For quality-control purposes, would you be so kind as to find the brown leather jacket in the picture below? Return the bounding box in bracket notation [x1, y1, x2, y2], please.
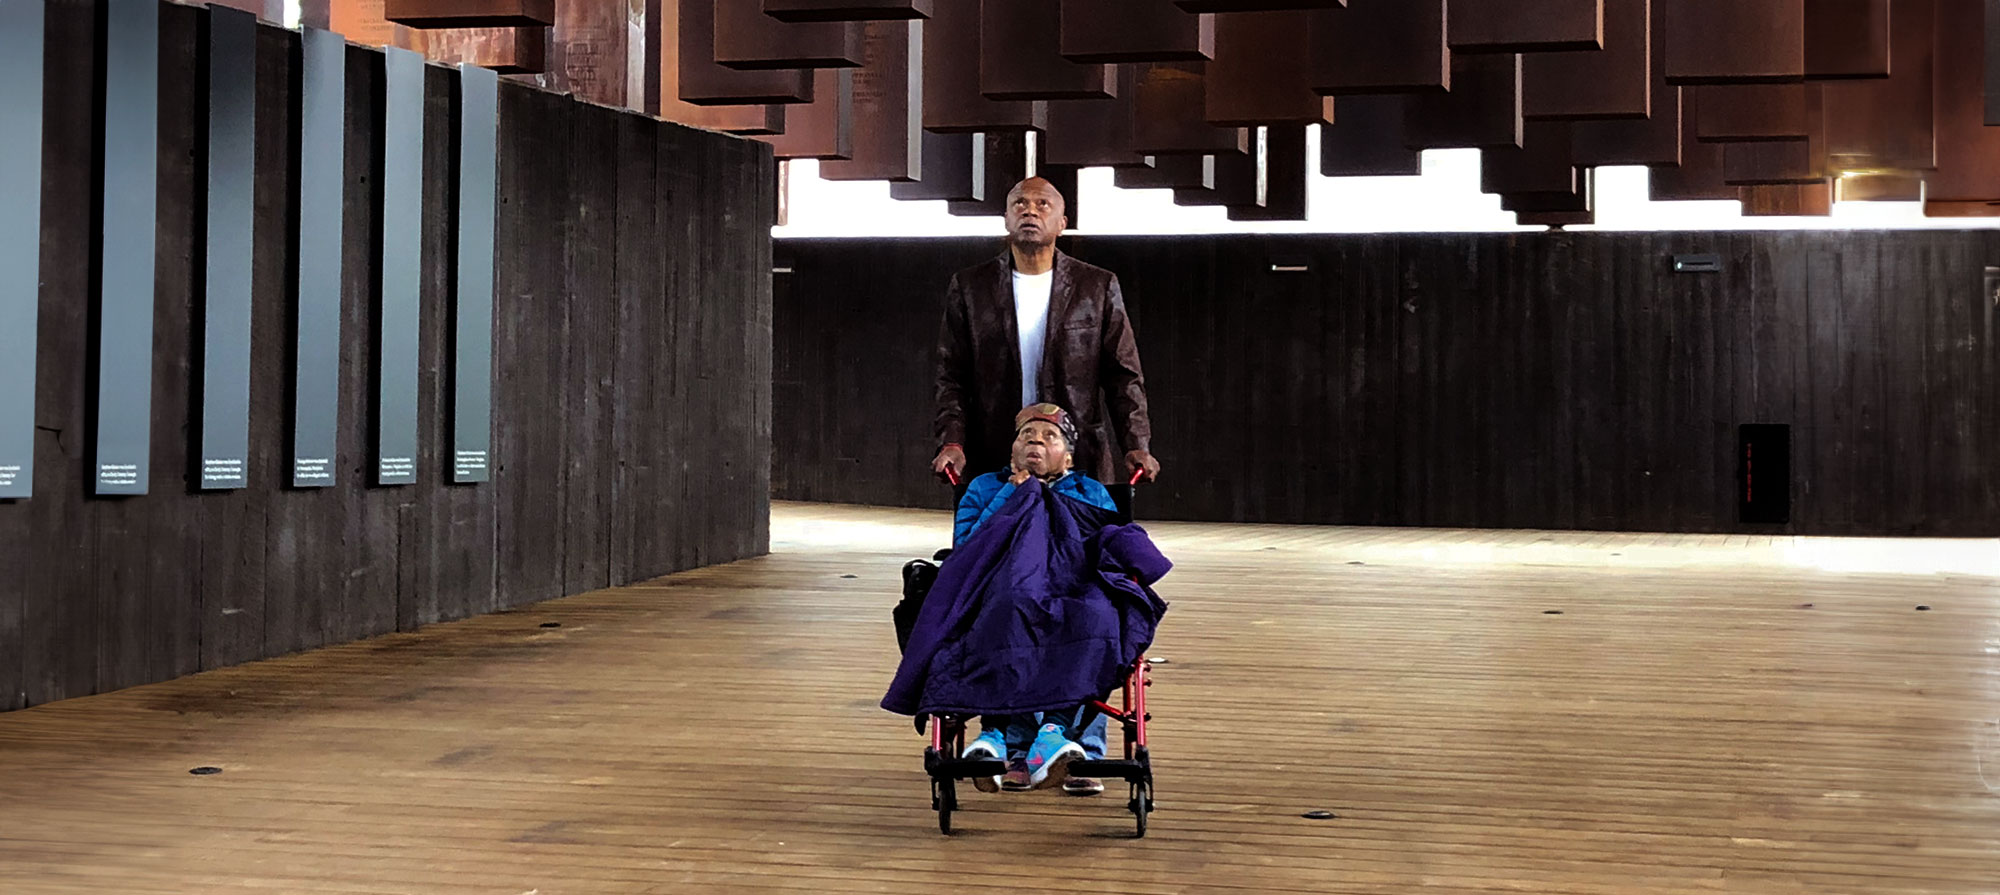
[934, 249, 1152, 483]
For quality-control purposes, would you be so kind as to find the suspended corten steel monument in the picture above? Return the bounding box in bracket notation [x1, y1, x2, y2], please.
[382, 0, 554, 27]
[420, 27, 546, 75]
[361, 0, 2000, 223]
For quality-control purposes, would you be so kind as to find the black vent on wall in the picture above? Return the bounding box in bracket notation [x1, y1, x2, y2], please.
[1673, 253, 1722, 273]
[1739, 424, 1792, 525]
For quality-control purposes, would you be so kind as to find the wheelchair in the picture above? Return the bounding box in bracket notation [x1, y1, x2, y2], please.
[893, 470, 1156, 837]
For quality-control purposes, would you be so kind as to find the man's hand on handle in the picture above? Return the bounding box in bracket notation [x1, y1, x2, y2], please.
[1125, 450, 1161, 483]
[932, 444, 967, 484]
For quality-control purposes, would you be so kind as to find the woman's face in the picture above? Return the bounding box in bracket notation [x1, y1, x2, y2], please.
[1011, 421, 1072, 478]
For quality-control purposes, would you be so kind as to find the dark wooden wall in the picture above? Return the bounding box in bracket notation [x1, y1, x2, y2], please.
[773, 232, 2000, 537]
[0, 1, 773, 713]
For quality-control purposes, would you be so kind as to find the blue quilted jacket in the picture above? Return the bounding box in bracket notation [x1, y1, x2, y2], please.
[884, 477, 1170, 718]
[953, 470, 1115, 546]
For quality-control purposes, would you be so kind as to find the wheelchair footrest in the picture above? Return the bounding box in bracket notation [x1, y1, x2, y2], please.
[932, 758, 1006, 780]
[1069, 759, 1148, 782]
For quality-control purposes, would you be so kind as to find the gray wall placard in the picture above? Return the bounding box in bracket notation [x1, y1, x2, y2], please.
[95, 0, 160, 497]
[453, 64, 497, 485]
[377, 48, 423, 486]
[294, 27, 344, 489]
[0, 1, 44, 500]
[200, 6, 256, 491]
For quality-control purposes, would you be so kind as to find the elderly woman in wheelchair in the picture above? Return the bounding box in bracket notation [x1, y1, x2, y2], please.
[885, 403, 1169, 833]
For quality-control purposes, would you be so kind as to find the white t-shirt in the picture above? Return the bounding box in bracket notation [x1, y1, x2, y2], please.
[1013, 269, 1055, 408]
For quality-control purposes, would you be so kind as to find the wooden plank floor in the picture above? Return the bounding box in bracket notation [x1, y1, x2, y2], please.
[5, 502, 2000, 894]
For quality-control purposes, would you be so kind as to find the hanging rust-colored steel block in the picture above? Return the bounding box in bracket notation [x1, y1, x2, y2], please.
[1649, 89, 1739, 199]
[1130, 62, 1251, 154]
[1518, 209, 1595, 226]
[1570, 0, 1678, 162]
[981, 0, 1116, 100]
[755, 68, 854, 159]
[1113, 154, 1218, 189]
[1821, 0, 1934, 171]
[891, 132, 987, 201]
[923, 1, 1048, 131]
[1664, 0, 1805, 84]
[1483, 121, 1581, 197]
[1322, 95, 1424, 175]
[1207, 11, 1337, 124]
[948, 131, 1032, 216]
[763, 0, 933, 22]
[1925, 0, 2000, 208]
[1404, 53, 1523, 149]
[1524, 0, 1648, 119]
[1044, 67, 1148, 166]
[1310, 0, 1450, 94]
[1228, 124, 1310, 220]
[1724, 139, 1826, 184]
[384, 0, 553, 27]
[821, 20, 923, 180]
[679, 0, 816, 104]
[1695, 83, 1815, 142]
[1741, 180, 1834, 214]
[421, 27, 546, 74]
[1174, 0, 1344, 10]
[1060, 0, 1213, 62]
[1450, 0, 1603, 53]
[1837, 172, 1925, 201]
[715, 0, 866, 69]
[1805, 0, 1890, 79]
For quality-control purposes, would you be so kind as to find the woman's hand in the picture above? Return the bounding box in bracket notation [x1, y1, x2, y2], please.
[1007, 466, 1032, 486]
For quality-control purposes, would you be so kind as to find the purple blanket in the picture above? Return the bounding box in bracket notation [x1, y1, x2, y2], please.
[882, 478, 1171, 717]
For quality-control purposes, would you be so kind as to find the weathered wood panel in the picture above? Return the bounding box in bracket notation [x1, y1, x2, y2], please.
[0, 3, 772, 713]
[774, 232, 2000, 536]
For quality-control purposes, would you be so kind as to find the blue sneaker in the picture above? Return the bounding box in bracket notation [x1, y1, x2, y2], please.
[1025, 724, 1084, 790]
[962, 730, 1006, 793]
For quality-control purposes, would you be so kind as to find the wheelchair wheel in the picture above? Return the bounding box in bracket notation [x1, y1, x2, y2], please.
[933, 776, 957, 835]
[1129, 779, 1152, 838]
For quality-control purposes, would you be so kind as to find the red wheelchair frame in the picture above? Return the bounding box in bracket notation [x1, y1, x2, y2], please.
[923, 655, 1154, 836]
[918, 468, 1156, 837]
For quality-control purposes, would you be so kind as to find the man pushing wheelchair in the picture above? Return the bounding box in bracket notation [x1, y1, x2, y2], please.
[881, 177, 1170, 834]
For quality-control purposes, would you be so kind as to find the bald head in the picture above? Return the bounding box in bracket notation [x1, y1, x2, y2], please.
[1004, 177, 1068, 249]
[1006, 177, 1067, 212]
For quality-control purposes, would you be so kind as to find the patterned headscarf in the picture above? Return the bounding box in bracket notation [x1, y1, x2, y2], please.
[1014, 403, 1080, 446]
